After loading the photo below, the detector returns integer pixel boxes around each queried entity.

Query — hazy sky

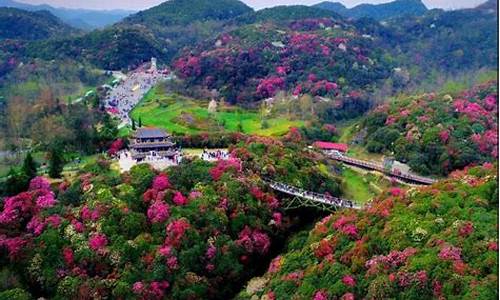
[17,0,487,11]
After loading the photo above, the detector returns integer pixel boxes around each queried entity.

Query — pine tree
[138,117,143,128]
[48,148,64,178]
[22,152,38,179]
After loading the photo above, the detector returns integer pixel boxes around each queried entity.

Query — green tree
[138,117,142,128]
[48,148,64,178]
[132,119,136,131]
[3,168,29,196]
[22,152,38,179]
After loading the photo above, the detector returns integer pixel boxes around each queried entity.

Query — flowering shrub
[147,201,170,223]
[0,152,288,299]
[238,165,498,300]
[209,158,241,181]
[363,81,498,175]
[107,138,124,156]
[88,233,108,251]
[173,21,390,103]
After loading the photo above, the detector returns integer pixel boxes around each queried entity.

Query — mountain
[235,5,341,24]
[382,3,498,77]
[0,0,134,30]
[122,0,252,26]
[22,0,254,69]
[475,0,498,12]
[313,1,349,15]
[0,7,79,40]
[27,26,165,70]
[314,0,428,20]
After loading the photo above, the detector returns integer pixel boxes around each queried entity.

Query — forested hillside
[314,0,428,20]
[238,164,498,299]
[0,7,79,40]
[360,81,498,175]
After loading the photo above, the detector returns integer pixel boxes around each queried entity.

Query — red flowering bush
[209,157,241,181]
[173,21,390,103]
[363,81,498,175]
[147,201,170,223]
[89,233,108,251]
[238,165,498,300]
[107,138,124,157]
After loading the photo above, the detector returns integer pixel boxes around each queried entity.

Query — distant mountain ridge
[0,0,134,30]
[314,0,428,20]
[0,7,79,40]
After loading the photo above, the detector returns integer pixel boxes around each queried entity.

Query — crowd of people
[200,149,230,161]
[268,180,357,209]
[142,152,183,165]
[104,66,170,126]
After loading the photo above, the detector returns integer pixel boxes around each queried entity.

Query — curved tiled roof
[134,127,169,139]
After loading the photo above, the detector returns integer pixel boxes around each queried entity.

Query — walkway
[264,179,361,211]
[104,67,172,126]
[327,153,436,185]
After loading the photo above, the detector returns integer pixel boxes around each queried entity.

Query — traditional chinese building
[130,127,177,161]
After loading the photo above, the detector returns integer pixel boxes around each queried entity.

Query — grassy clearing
[130,87,303,136]
[341,167,393,204]
[337,119,385,162]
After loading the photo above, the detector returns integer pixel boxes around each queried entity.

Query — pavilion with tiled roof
[130,127,177,160]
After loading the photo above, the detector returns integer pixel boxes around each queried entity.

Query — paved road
[104,69,171,127]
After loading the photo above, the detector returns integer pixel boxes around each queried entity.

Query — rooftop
[134,127,169,139]
[313,141,349,152]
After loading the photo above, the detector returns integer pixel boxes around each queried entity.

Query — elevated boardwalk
[264,179,361,211]
[327,154,436,185]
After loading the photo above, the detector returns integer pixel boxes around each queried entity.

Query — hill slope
[0,7,79,40]
[359,81,498,176]
[122,0,252,26]
[20,0,254,69]
[314,0,428,20]
[238,164,499,300]
[172,11,393,103]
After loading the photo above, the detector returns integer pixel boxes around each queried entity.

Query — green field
[341,167,392,204]
[130,87,303,136]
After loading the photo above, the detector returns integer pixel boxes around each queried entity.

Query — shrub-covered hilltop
[0,136,342,299]
[173,14,392,103]
[237,164,498,300]
[360,80,498,176]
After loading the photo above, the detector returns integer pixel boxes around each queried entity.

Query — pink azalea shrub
[236,226,271,255]
[438,245,462,261]
[36,193,56,209]
[172,192,187,206]
[165,219,191,248]
[209,158,241,181]
[152,173,171,191]
[313,290,329,300]
[147,201,170,223]
[342,275,356,287]
[107,138,124,156]
[89,233,108,251]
